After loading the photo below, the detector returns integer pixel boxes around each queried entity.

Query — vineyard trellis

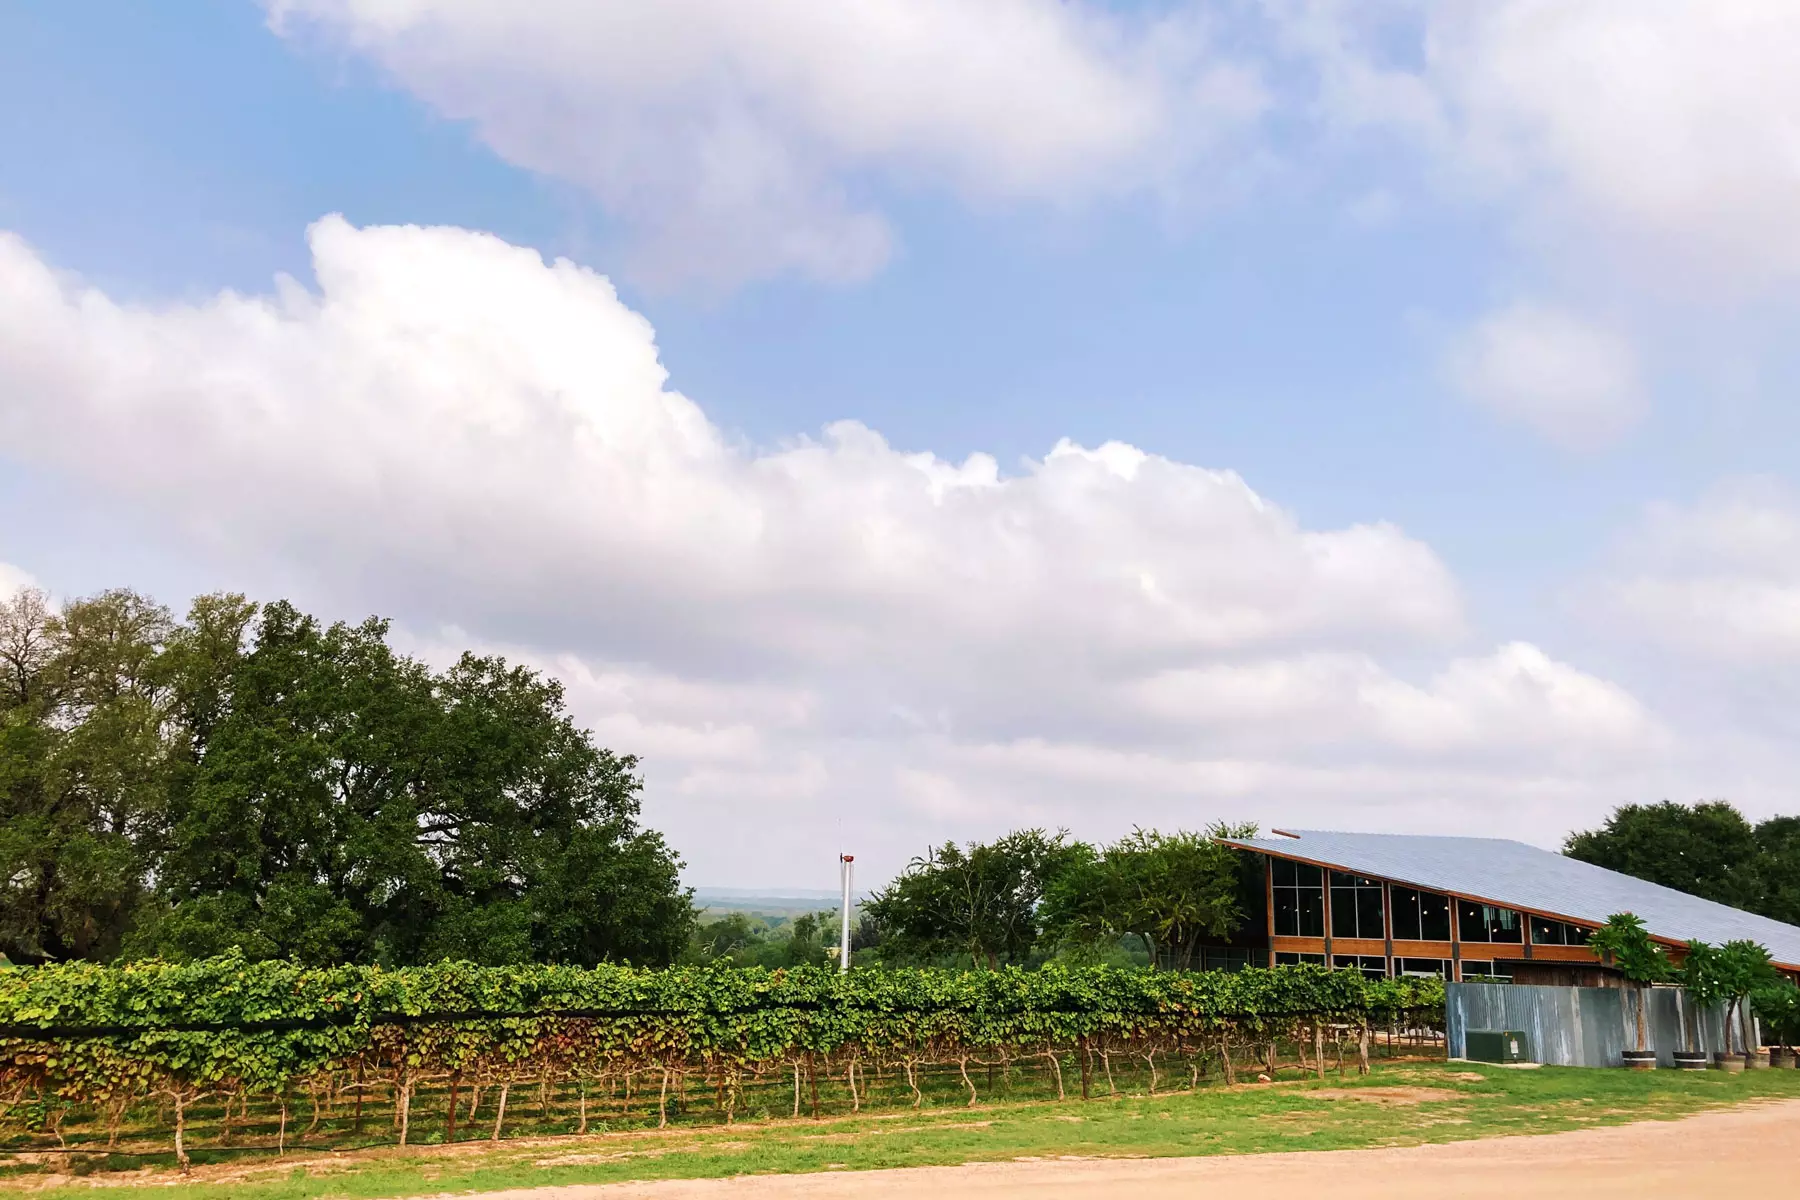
[0,955,1444,1169]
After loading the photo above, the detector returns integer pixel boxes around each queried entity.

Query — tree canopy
[863,829,1085,969]
[1040,824,1254,970]
[864,825,1258,971]
[1565,800,1800,923]
[0,587,693,968]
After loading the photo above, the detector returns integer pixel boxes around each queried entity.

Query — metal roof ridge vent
[1281,829,1534,846]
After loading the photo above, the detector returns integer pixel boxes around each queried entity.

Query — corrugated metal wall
[1446,983,1747,1067]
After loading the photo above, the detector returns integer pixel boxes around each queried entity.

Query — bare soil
[439,1098,1800,1200]
[1292,1086,1460,1104]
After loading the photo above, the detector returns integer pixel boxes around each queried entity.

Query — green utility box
[1465,1030,1528,1063]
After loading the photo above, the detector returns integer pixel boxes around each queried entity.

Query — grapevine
[0,955,1443,1166]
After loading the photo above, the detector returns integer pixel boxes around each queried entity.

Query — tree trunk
[1313,1024,1327,1080]
[447,1077,459,1144]
[397,1073,412,1147]
[1635,985,1649,1053]
[172,1092,191,1174]
[491,1082,510,1142]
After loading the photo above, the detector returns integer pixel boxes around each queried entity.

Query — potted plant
[1718,940,1780,1068]
[1588,913,1671,1069]
[1671,940,1716,1070]
[1750,979,1800,1067]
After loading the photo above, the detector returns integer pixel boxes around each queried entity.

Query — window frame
[1390,885,1453,942]
[1332,953,1388,980]
[1458,900,1523,944]
[1328,871,1386,941]
[1275,951,1326,966]
[1271,859,1325,938]
[1394,957,1451,978]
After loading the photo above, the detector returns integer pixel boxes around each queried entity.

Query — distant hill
[692,887,868,916]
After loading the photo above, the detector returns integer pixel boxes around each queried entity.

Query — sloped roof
[1221,828,1800,969]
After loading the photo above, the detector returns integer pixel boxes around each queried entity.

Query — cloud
[0,216,1665,881]
[266,0,1267,288]
[0,561,37,602]
[1291,1,1800,292]
[1424,0,1800,288]
[1600,478,1800,662]
[1444,303,1643,449]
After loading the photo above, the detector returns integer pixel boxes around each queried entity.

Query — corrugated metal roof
[1223,828,1800,968]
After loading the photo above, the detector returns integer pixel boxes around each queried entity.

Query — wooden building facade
[1220,830,1800,986]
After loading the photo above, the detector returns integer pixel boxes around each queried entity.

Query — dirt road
[442,1099,1800,1199]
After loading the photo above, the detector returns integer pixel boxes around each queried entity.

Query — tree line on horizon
[11,585,1800,974]
[676,826,1264,973]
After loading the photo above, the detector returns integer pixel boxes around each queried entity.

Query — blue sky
[5,2,1800,886]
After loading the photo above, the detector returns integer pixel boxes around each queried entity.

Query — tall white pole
[839,854,854,973]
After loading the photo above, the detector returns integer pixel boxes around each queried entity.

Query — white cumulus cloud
[0,216,1668,881]
[266,0,1267,287]
[0,560,38,603]
[1601,479,1800,662]
[1444,302,1643,449]
[1292,0,1800,291]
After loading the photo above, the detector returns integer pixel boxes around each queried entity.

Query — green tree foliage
[1751,976,1800,1049]
[1754,815,1800,926]
[864,830,1084,968]
[1678,939,1724,1054]
[1041,825,1252,969]
[1679,938,1778,1056]
[1564,800,1800,920]
[1717,940,1780,1055]
[0,587,693,967]
[0,589,177,964]
[1586,912,1670,1051]
[680,910,838,969]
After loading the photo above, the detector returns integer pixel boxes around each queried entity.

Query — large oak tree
[0,588,693,967]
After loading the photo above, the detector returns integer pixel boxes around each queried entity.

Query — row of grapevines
[1,954,1442,1120]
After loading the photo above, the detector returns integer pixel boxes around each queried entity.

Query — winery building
[1217,829,1800,985]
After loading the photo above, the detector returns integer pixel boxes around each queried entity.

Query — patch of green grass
[9,1063,1800,1199]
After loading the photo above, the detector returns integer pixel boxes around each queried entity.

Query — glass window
[1394,958,1450,977]
[1529,917,1591,945]
[1200,947,1251,973]
[1272,860,1325,937]
[1275,952,1326,966]
[1329,872,1386,940]
[1487,906,1522,943]
[1333,954,1388,980]
[1391,886,1452,942]
[1458,901,1522,944]
[1460,960,1514,982]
